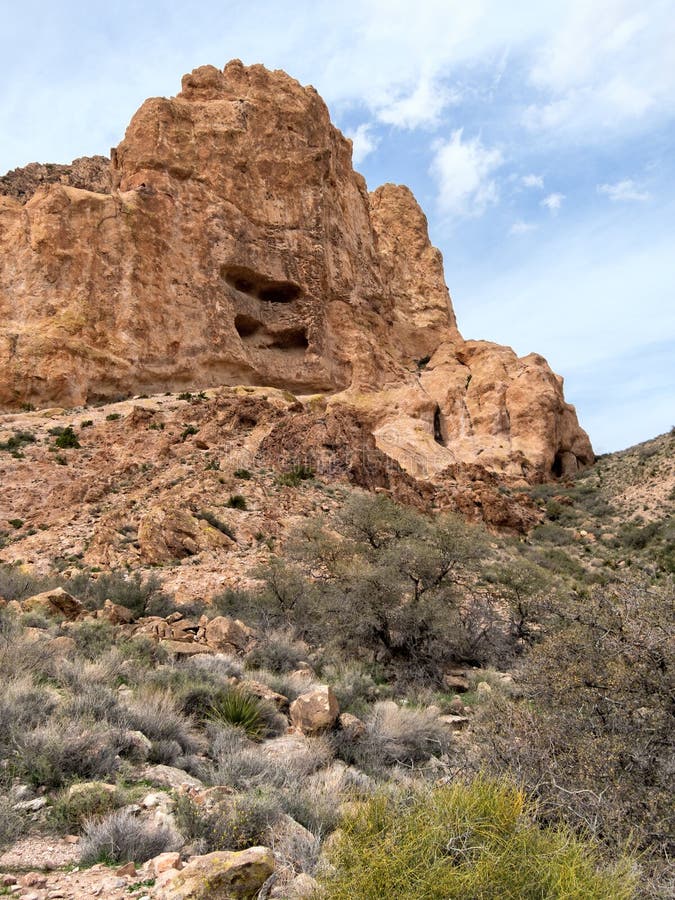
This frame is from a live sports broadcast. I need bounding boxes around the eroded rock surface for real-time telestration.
[0,60,592,488]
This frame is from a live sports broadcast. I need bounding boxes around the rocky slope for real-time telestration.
[0,60,592,492]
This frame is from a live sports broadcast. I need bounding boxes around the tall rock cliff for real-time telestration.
[0,61,592,494]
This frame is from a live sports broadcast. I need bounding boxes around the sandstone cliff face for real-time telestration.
[0,60,592,486]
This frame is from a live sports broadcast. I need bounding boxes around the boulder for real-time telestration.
[141,765,204,791]
[290,686,339,734]
[22,587,84,621]
[204,616,253,653]
[98,599,135,624]
[338,712,366,740]
[138,506,231,564]
[157,847,274,899]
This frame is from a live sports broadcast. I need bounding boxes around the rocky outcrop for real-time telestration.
[0,60,592,490]
[156,846,274,899]
[0,156,110,203]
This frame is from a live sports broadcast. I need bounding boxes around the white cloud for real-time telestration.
[598,179,650,202]
[376,74,458,129]
[509,220,538,235]
[430,129,503,218]
[542,192,565,212]
[522,174,544,189]
[346,123,380,165]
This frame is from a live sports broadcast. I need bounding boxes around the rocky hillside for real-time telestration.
[0,61,591,491]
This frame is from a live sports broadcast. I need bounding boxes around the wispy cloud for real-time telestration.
[542,192,565,212]
[346,123,380,165]
[522,174,544,189]
[509,220,538,235]
[597,179,650,202]
[430,129,503,218]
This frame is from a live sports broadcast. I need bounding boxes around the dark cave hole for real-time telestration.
[259,282,302,303]
[269,327,309,350]
[222,264,303,303]
[433,406,445,445]
[551,452,565,477]
[234,314,261,339]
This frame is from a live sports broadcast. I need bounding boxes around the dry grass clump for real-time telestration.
[79,808,178,865]
[17,720,130,789]
[334,701,451,773]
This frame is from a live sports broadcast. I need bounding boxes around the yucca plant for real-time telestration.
[208,688,267,740]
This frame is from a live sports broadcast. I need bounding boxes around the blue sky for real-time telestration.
[1,0,673,452]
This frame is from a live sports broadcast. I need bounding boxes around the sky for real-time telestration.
[1,0,673,453]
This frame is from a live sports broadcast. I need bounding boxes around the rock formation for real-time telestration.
[0,60,592,486]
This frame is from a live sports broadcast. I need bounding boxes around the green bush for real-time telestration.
[50,783,122,834]
[0,430,36,452]
[320,778,635,899]
[276,464,314,487]
[175,790,281,853]
[197,509,235,541]
[226,494,248,510]
[53,426,80,449]
[234,468,252,480]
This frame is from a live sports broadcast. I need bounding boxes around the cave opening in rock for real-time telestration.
[234,314,261,339]
[269,327,309,350]
[433,406,445,445]
[221,264,303,304]
[551,451,565,477]
[259,282,302,303]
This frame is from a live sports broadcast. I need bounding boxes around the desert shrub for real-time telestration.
[472,576,674,878]
[276,464,314,487]
[117,635,169,668]
[197,509,235,540]
[208,687,283,740]
[17,722,128,789]
[50,783,122,833]
[530,522,575,545]
[244,630,308,673]
[62,682,123,723]
[53,426,80,449]
[319,778,635,900]
[118,689,200,756]
[79,808,177,865]
[180,652,243,681]
[67,569,169,617]
[0,429,36,451]
[226,494,248,510]
[333,701,450,773]
[0,563,61,602]
[0,615,57,681]
[234,468,252,479]
[206,726,332,791]
[276,498,494,674]
[67,619,118,659]
[175,790,281,853]
[321,661,385,714]
[0,795,25,850]
[0,680,57,758]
